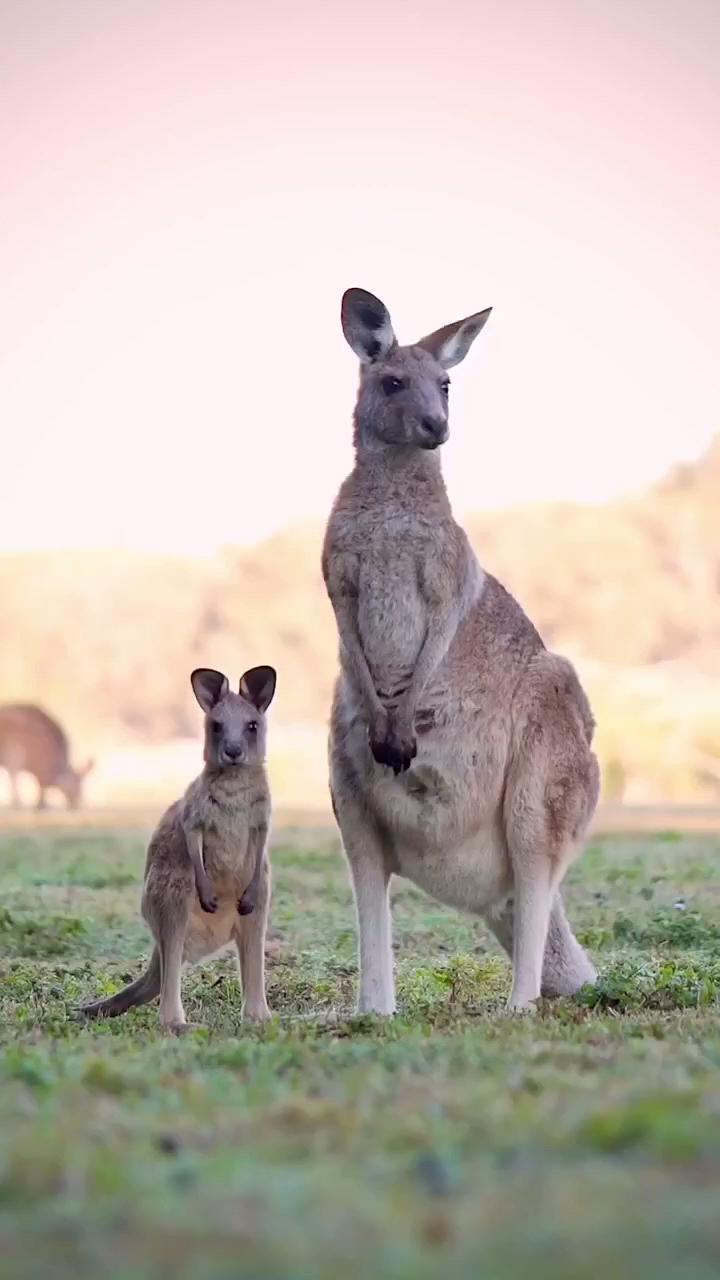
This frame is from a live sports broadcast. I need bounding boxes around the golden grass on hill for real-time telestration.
[2,439,719,804]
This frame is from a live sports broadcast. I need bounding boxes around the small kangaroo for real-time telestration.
[81,666,276,1031]
[323,288,599,1015]
[0,704,93,809]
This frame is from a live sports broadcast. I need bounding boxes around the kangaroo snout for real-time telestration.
[420,416,448,449]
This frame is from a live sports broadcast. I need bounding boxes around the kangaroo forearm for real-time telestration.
[247,825,268,893]
[333,603,386,724]
[326,555,387,726]
[342,638,385,718]
[238,825,268,914]
[184,826,206,885]
[184,824,216,912]
[398,611,459,720]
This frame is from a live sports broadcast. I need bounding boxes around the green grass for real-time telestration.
[1,821,719,1279]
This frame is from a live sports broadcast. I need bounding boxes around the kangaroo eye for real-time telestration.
[381,375,405,395]
[211,719,222,734]
[246,721,258,734]
[440,380,450,396]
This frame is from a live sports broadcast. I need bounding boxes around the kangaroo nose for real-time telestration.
[224,744,243,761]
[420,417,447,447]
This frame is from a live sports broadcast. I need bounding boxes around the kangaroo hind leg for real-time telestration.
[503,728,599,1011]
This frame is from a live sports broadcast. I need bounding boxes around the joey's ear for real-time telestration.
[79,758,95,778]
[191,668,230,713]
[416,307,492,369]
[341,288,397,363]
[239,665,277,713]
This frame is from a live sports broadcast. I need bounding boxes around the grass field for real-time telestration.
[1,820,719,1279]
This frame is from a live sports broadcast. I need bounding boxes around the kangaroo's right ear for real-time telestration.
[191,668,230,713]
[341,288,397,363]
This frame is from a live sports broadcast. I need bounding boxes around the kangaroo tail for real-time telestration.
[80,947,161,1019]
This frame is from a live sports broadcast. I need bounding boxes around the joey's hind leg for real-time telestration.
[233,862,271,1021]
[144,896,190,1031]
[157,922,188,1030]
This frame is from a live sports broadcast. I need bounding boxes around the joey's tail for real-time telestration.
[80,947,161,1019]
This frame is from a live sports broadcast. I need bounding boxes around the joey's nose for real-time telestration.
[420,417,448,448]
[223,744,244,762]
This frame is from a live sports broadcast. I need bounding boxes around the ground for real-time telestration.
[1,818,719,1280]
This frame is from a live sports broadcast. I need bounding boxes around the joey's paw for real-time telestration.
[237,896,255,916]
[370,727,417,775]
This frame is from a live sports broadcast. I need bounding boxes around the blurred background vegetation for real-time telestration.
[2,437,718,810]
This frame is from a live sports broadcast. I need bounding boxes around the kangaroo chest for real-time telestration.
[349,510,442,694]
[203,820,252,893]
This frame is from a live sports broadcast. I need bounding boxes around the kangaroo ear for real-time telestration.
[191,668,230,712]
[239,665,277,713]
[416,307,492,369]
[341,288,397,363]
[80,758,95,778]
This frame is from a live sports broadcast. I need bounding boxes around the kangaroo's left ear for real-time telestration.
[416,307,492,369]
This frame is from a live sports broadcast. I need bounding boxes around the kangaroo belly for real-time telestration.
[386,776,512,912]
[396,826,512,915]
[183,834,254,964]
[334,692,509,862]
[184,898,238,964]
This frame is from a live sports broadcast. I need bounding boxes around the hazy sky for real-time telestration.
[2,0,718,551]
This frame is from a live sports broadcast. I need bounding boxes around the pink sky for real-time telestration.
[1,0,718,550]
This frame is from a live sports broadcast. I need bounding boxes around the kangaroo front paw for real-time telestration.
[196,875,218,913]
[369,725,417,775]
[237,895,255,916]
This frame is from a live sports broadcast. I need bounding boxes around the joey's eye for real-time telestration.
[211,719,222,734]
[440,380,450,397]
[381,375,405,395]
[246,721,258,734]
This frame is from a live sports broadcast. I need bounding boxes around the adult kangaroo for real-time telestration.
[0,704,93,810]
[323,288,599,1014]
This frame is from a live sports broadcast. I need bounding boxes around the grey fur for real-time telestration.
[324,289,599,1014]
[81,666,276,1030]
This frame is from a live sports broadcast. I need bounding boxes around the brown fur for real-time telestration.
[0,704,93,809]
[324,289,599,1014]
[81,666,276,1030]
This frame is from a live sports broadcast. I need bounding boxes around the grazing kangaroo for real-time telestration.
[81,666,276,1031]
[0,704,93,810]
[323,288,599,1015]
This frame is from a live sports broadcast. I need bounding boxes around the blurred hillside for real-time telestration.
[1,438,718,806]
